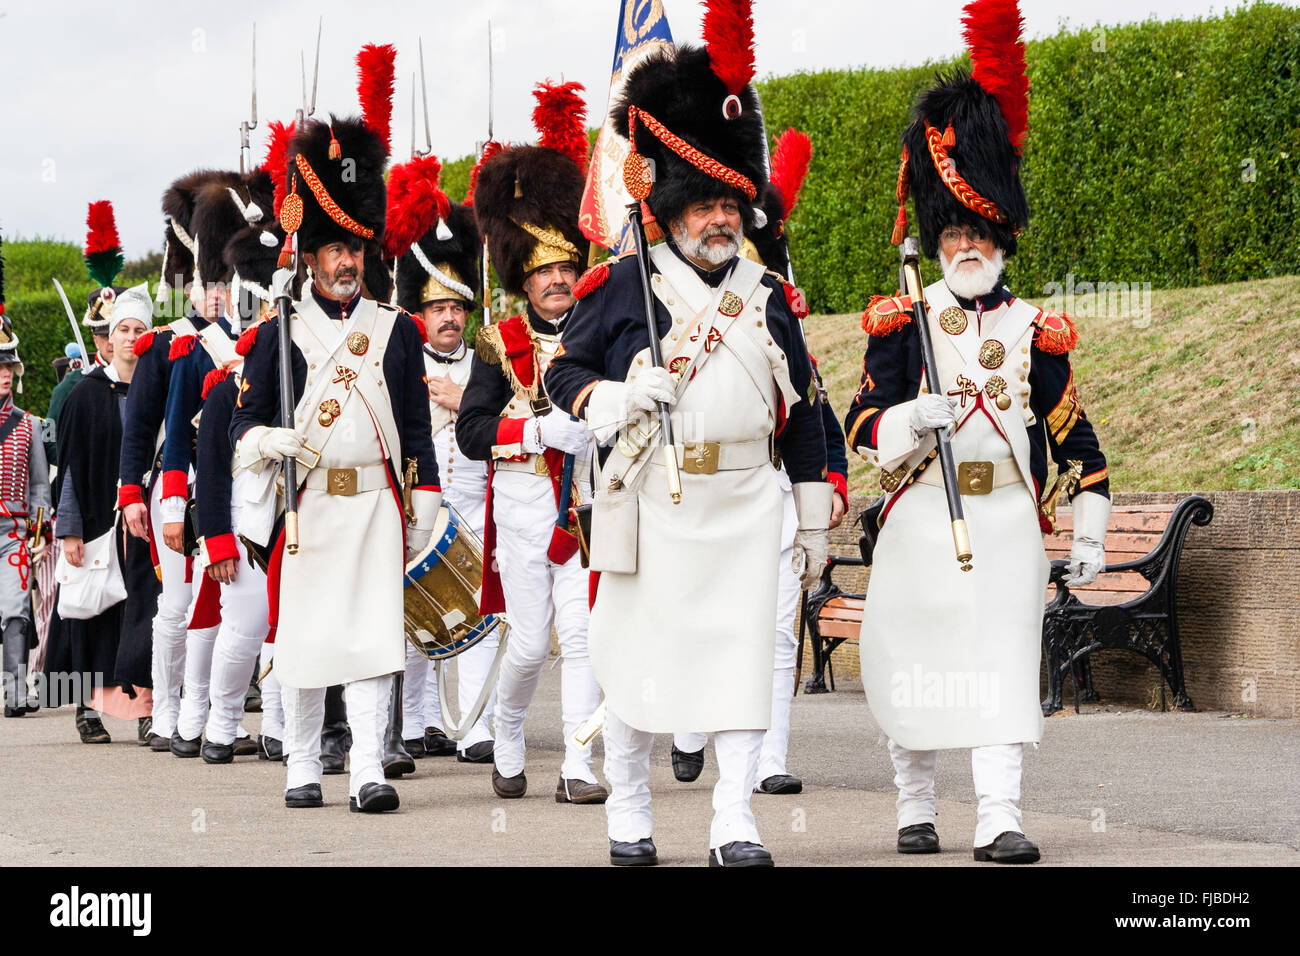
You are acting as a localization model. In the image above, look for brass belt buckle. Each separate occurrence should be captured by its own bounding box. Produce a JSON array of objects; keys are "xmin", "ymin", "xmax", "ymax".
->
[
  {"xmin": 681, "ymin": 441, "xmax": 719, "ymax": 475},
  {"xmin": 957, "ymin": 460, "xmax": 994, "ymax": 495},
  {"xmin": 327, "ymin": 467, "xmax": 358, "ymax": 495}
]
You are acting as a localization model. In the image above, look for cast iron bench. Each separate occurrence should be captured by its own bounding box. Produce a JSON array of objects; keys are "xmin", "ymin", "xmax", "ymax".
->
[{"xmin": 798, "ymin": 496, "xmax": 1213, "ymax": 708}]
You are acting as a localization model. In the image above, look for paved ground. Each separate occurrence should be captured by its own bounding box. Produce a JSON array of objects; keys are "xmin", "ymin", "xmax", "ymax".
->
[{"xmin": 3, "ymin": 667, "xmax": 1297, "ymax": 867}]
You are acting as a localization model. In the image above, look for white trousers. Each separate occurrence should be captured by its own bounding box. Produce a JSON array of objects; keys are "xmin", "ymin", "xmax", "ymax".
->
[
  {"xmin": 259, "ymin": 642, "xmax": 283, "ymax": 740},
  {"xmin": 605, "ymin": 707, "xmax": 764, "ymax": 847},
  {"xmin": 148, "ymin": 480, "xmax": 207, "ymax": 738},
  {"xmin": 674, "ymin": 507, "xmax": 801, "ymax": 780},
  {"xmin": 403, "ymin": 635, "xmax": 498, "ymax": 749},
  {"xmin": 490, "ymin": 487, "xmax": 599, "ymax": 781},
  {"xmin": 282, "ymin": 675, "xmax": 390, "ymax": 797},
  {"xmin": 888, "ymin": 739, "xmax": 1025, "ymax": 846},
  {"xmin": 202, "ymin": 553, "xmax": 270, "ymax": 745}
]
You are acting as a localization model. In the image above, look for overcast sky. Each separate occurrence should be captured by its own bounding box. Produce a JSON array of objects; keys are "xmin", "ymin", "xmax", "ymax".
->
[{"xmin": 0, "ymin": 0, "xmax": 1252, "ymax": 258}]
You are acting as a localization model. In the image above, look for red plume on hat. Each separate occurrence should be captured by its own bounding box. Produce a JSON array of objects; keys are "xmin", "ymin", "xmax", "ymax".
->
[
  {"xmin": 769, "ymin": 128, "xmax": 812, "ymax": 222},
  {"xmin": 84, "ymin": 201, "xmax": 125, "ymax": 289},
  {"xmin": 702, "ymin": 0, "xmax": 756, "ymax": 99},
  {"xmin": 464, "ymin": 140, "xmax": 505, "ymax": 207},
  {"xmin": 963, "ymin": 0, "xmax": 1029, "ymax": 153},
  {"xmin": 383, "ymin": 155, "xmax": 451, "ymax": 259},
  {"xmin": 262, "ymin": 119, "xmax": 295, "ymax": 217},
  {"xmin": 532, "ymin": 81, "xmax": 589, "ymax": 173},
  {"xmin": 356, "ymin": 43, "xmax": 397, "ymax": 158}
]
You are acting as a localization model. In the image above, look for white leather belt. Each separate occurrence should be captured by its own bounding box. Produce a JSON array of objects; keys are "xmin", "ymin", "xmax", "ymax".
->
[
  {"xmin": 302, "ymin": 462, "xmax": 390, "ymax": 495},
  {"xmin": 644, "ymin": 437, "xmax": 775, "ymax": 474},
  {"xmin": 915, "ymin": 456, "xmax": 1020, "ymax": 495}
]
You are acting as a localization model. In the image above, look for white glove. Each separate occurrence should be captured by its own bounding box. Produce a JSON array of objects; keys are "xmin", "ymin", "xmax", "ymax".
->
[
  {"xmin": 1062, "ymin": 490, "xmax": 1111, "ymax": 587},
  {"xmin": 624, "ymin": 366, "xmax": 676, "ymax": 416},
  {"xmin": 525, "ymin": 411, "xmax": 590, "ymax": 457},
  {"xmin": 256, "ymin": 427, "xmax": 306, "ymax": 461},
  {"xmin": 908, "ymin": 393, "xmax": 958, "ymax": 436},
  {"xmin": 790, "ymin": 482, "xmax": 834, "ymax": 590},
  {"xmin": 406, "ymin": 488, "xmax": 442, "ymax": 557}
]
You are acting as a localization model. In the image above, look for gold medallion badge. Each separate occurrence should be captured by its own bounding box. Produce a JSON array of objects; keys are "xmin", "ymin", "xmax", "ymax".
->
[
  {"xmin": 718, "ymin": 291, "xmax": 744, "ymax": 317},
  {"xmin": 347, "ymin": 331, "xmax": 370, "ymax": 355},
  {"xmin": 978, "ymin": 339, "xmax": 1006, "ymax": 369},
  {"xmin": 938, "ymin": 306, "xmax": 967, "ymax": 335},
  {"xmin": 318, "ymin": 398, "xmax": 341, "ymax": 426},
  {"xmin": 984, "ymin": 375, "xmax": 1013, "ymax": 410}
]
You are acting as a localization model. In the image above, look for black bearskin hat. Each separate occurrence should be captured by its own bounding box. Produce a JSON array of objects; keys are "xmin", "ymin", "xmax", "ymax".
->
[
  {"xmin": 745, "ymin": 183, "xmax": 791, "ymax": 278},
  {"xmin": 224, "ymin": 218, "xmax": 284, "ymax": 322},
  {"xmin": 474, "ymin": 145, "xmax": 588, "ymax": 297},
  {"xmin": 897, "ymin": 0, "xmax": 1031, "ymax": 259},
  {"xmin": 191, "ymin": 169, "xmax": 275, "ymax": 288},
  {"xmin": 161, "ymin": 169, "xmax": 241, "ymax": 294},
  {"xmin": 285, "ymin": 116, "xmax": 387, "ymax": 259},
  {"xmin": 396, "ymin": 203, "xmax": 481, "ymax": 314},
  {"xmin": 613, "ymin": 44, "xmax": 766, "ymax": 235}
]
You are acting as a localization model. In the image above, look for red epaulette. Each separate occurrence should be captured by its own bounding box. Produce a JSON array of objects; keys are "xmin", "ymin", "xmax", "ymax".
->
[
  {"xmin": 861, "ymin": 293, "xmax": 914, "ymax": 336},
  {"xmin": 784, "ymin": 282, "xmax": 809, "ymax": 320},
  {"xmin": 201, "ymin": 367, "xmax": 231, "ymax": 400},
  {"xmin": 407, "ymin": 311, "xmax": 427, "ymax": 342},
  {"xmin": 1033, "ymin": 310, "xmax": 1079, "ymax": 354},
  {"xmin": 235, "ymin": 323, "xmax": 263, "ymax": 357},
  {"xmin": 169, "ymin": 333, "xmax": 198, "ymax": 361},
  {"xmin": 573, "ymin": 261, "xmax": 609, "ymax": 300},
  {"xmin": 132, "ymin": 330, "xmax": 157, "ymax": 357}
]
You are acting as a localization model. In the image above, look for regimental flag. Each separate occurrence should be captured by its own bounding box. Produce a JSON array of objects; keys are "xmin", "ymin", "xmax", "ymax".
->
[{"xmin": 579, "ymin": 0, "xmax": 675, "ymax": 256}]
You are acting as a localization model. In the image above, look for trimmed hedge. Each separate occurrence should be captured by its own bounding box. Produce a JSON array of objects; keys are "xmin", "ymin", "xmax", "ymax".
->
[{"xmin": 757, "ymin": 1, "xmax": 1300, "ymax": 312}]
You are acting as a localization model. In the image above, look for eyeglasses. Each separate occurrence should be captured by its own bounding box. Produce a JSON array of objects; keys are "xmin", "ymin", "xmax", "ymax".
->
[{"xmin": 939, "ymin": 226, "xmax": 991, "ymax": 247}]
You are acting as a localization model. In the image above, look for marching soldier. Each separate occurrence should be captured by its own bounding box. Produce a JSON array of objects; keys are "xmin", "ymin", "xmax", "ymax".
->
[
  {"xmin": 0, "ymin": 258, "xmax": 52, "ymax": 717},
  {"xmin": 188, "ymin": 173, "xmax": 284, "ymax": 764},
  {"xmin": 545, "ymin": 0, "xmax": 831, "ymax": 866},
  {"xmin": 231, "ymin": 56, "xmax": 442, "ymax": 813},
  {"xmin": 457, "ymin": 81, "xmax": 606, "ymax": 804},
  {"xmin": 387, "ymin": 160, "xmax": 496, "ymax": 763},
  {"xmin": 671, "ymin": 134, "xmax": 850, "ymax": 795},
  {"xmin": 844, "ymin": 0, "xmax": 1110, "ymax": 863},
  {"xmin": 163, "ymin": 172, "xmax": 274, "ymax": 758},
  {"xmin": 119, "ymin": 169, "xmax": 237, "ymax": 751}
]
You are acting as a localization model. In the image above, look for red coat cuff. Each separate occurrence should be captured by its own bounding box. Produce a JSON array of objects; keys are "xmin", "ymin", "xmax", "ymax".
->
[
  {"xmin": 161, "ymin": 470, "xmax": 189, "ymax": 500},
  {"xmin": 117, "ymin": 484, "xmax": 144, "ymax": 508},
  {"xmin": 203, "ymin": 533, "xmax": 239, "ymax": 564},
  {"xmin": 495, "ymin": 417, "xmax": 528, "ymax": 446},
  {"xmin": 828, "ymin": 472, "xmax": 848, "ymax": 508}
]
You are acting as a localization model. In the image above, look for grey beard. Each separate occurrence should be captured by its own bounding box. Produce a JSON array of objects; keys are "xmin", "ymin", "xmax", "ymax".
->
[
  {"xmin": 322, "ymin": 272, "xmax": 360, "ymax": 299},
  {"xmin": 939, "ymin": 247, "xmax": 1005, "ymax": 300},
  {"xmin": 672, "ymin": 222, "xmax": 741, "ymax": 267}
]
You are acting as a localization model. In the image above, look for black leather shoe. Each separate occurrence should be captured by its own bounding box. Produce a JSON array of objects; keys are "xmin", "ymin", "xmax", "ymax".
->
[
  {"xmin": 610, "ymin": 838, "xmax": 658, "ymax": 866},
  {"xmin": 349, "ymin": 782, "xmax": 400, "ymax": 813},
  {"xmin": 201, "ymin": 740, "xmax": 235, "ymax": 764},
  {"xmin": 671, "ymin": 745, "xmax": 705, "ymax": 782},
  {"xmin": 148, "ymin": 733, "xmax": 171, "ymax": 752},
  {"xmin": 383, "ymin": 751, "xmax": 416, "ymax": 779},
  {"xmin": 973, "ymin": 831, "xmax": 1040, "ymax": 864},
  {"xmin": 170, "ymin": 732, "xmax": 201, "ymax": 758},
  {"xmin": 403, "ymin": 737, "xmax": 427, "ymax": 758},
  {"xmin": 897, "ymin": 822, "xmax": 940, "ymax": 854},
  {"xmin": 708, "ymin": 841, "xmax": 774, "ymax": 867},
  {"xmin": 756, "ymin": 773, "xmax": 803, "ymax": 795},
  {"xmin": 285, "ymin": 784, "xmax": 323, "ymax": 808},
  {"xmin": 258, "ymin": 735, "xmax": 283, "ymax": 761},
  {"xmin": 458, "ymin": 739, "xmax": 495, "ymax": 763},
  {"xmin": 423, "ymin": 727, "xmax": 458, "ymax": 757},
  {"xmin": 4, "ymin": 706, "xmax": 25, "ymax": 718},
  {"xmin": 491, "ymin": 766, "xmax": 527, "ymax": 799},
  {"xmin": 556, "ymin": 776, "xmax": 609, "ymax": 805},
  {"xmin": 232, "ymin": 735, "xmax": 259, "ymax": 757}
]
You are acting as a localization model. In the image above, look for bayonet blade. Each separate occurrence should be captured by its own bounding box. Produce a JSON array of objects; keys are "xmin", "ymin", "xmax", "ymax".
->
[
  {"xmin": 487, "ymin": 20, "xmax": 494, "ymax": 142},
  {"xmin": 309, "ymin": 17, "xmax": 321, "ymax": 116},
  {"xmin": 419, "ymin": 38, "xmax": 431, "ymax": 153}
]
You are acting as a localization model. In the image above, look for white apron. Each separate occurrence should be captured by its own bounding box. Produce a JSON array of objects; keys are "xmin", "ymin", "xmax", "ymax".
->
[
  {"xmin": 273, "ymin": 298, "xmax": 406, "ymax": 688},
  {"xmin": 859, "ymin": 281, "xmax": 1048, "ymax": 750},
  {"xmin": 589, "ymin": 255, "xmax": 795, "ymax": 734}
]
